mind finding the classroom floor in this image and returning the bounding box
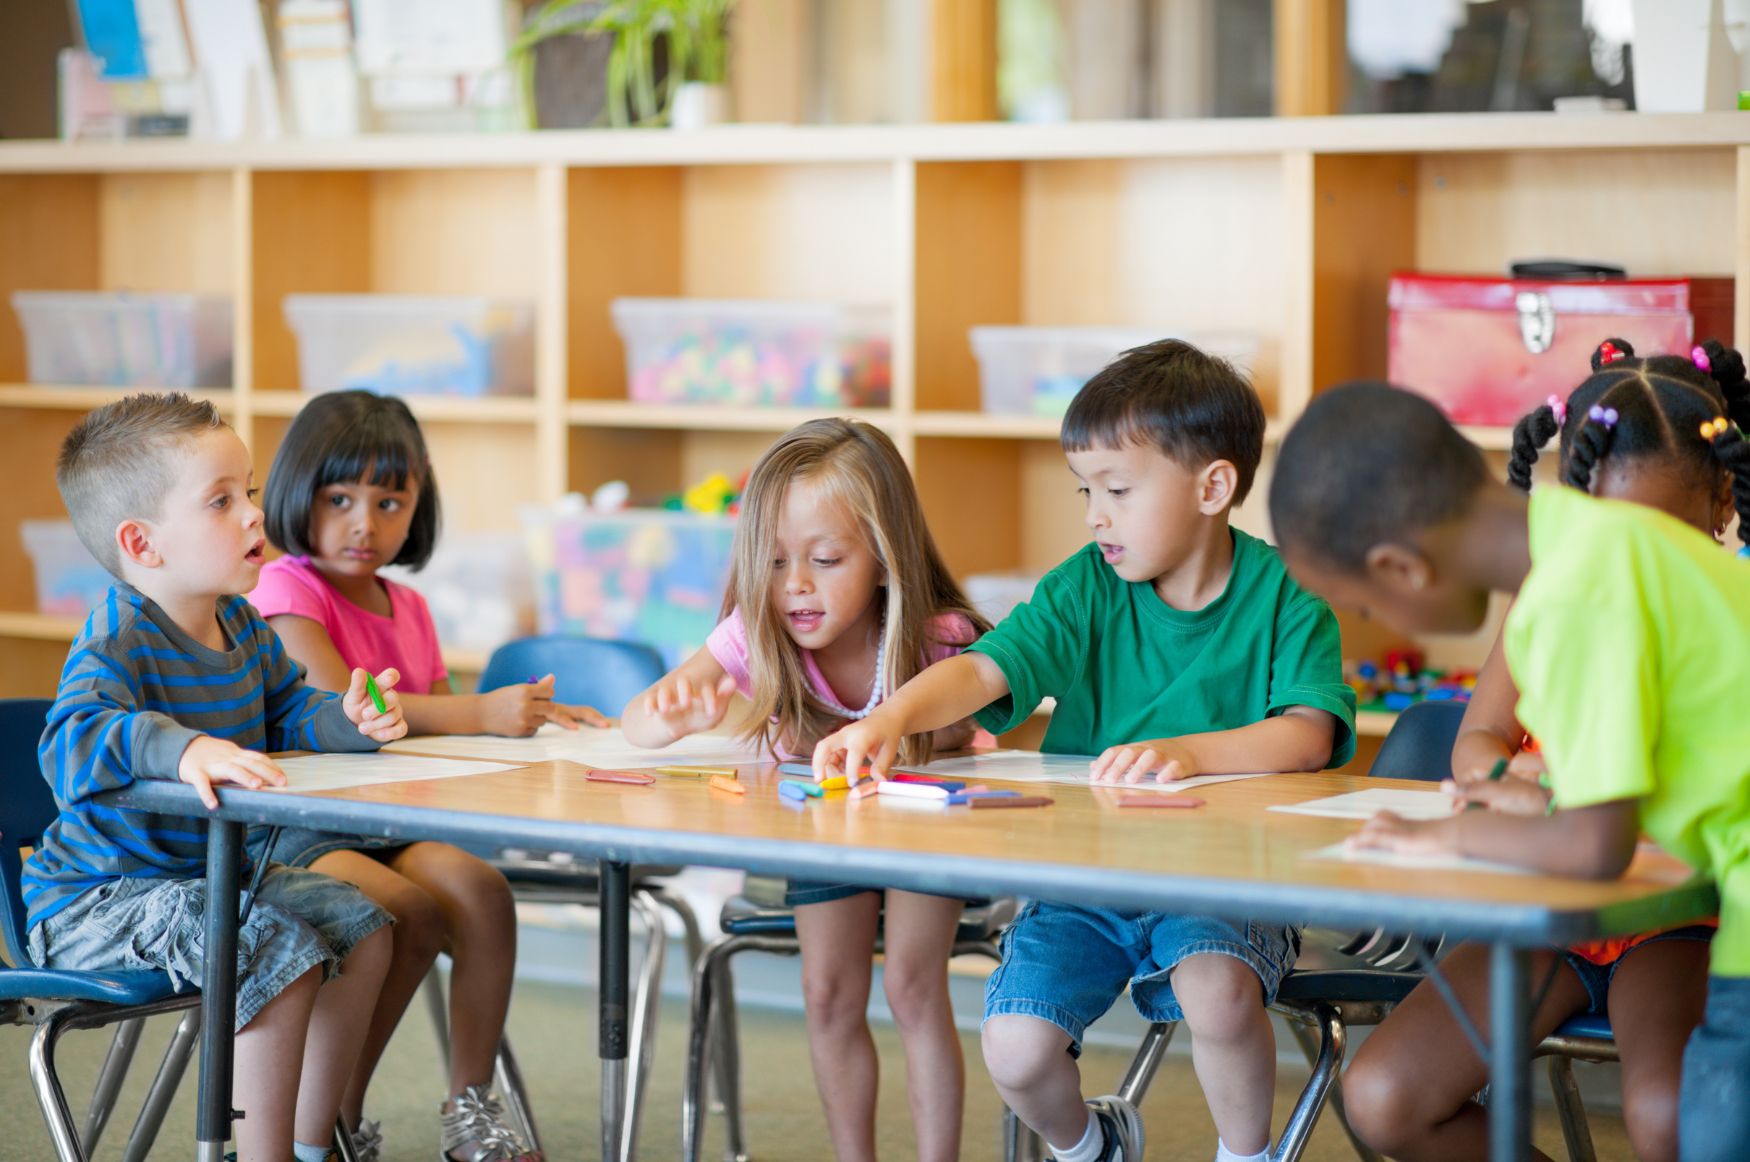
[0,975,1644,1161]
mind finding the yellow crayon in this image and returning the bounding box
[817,775,851,791]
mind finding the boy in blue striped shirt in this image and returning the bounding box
[24,393,407,1162]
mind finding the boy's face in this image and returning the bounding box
[1282,542,1491,637]
[127,428,267,600]
[1066,441,1225,592]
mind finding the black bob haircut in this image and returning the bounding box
[1269,383,1490,572]
[1062,339,1267,504]
[263,390,442,570]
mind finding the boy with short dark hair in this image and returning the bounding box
[1269,382,1750,1162]
[817,341,1356,1162]
[26,392,408,1162]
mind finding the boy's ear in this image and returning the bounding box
[1195,460,1239,515]
[1362,541,1434,595]
[116,519,162,570]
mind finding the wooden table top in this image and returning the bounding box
[110,754,1716,945]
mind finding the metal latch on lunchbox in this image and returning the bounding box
[1516,290,1554,355]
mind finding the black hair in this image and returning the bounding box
[262,390,442,569]
[1061,339,1267,504]
[1505,337,1750,547]
[1269,383,1491,572]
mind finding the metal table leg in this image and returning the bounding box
[600,861,630,1162]
[198,819,243,1162]
[1489,942,1531,1162]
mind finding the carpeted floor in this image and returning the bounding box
[0,971,1641,1160]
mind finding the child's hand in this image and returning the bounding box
[641,673,737,741]
[1442,774,1551,817]
[1090,738,1199,784]
[480,675,612,737]
[178,736,286,810]
[814,715,904,782]
[343,667,408,743]
[1349,810,1459,857]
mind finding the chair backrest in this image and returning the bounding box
[0,699,56,968]
[1367,700,1467,782]
[477,634,668,716]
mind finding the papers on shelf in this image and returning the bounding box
[897,750,1273,791]
[269,753,515,794]
[1268,788,1458,821]
[384,725,759,770]
[1303,841,1533,876]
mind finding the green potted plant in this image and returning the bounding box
[512,0,733,129]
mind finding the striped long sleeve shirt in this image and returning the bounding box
[23,585,377,928]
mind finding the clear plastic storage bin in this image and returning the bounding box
[970,327,1261,417]
[381,531,534,656]
[284,294,536,397]
[22,520,113,616]
[12,291,233,388]
[611,298,891,407]
[523,504,737,668]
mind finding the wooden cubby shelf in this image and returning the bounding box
[1,114,1746,767]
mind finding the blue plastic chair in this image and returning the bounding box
[0,698,202,1162]
[477,633,669,717]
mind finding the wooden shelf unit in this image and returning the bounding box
[1,115,1746,748]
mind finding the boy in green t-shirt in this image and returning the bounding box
[1268,383,1750,1162]
[816,341,1356,1162]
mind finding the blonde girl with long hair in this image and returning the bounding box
[622,418,990,1161]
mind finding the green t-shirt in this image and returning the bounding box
[1507,486,1750,977]
[967,530,1356,767]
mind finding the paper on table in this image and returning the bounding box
[269,754,517,794]
[897,750,1273,791]
[1267,788,1458,821]
[385,725,758,769]
[1303,841,1532,876]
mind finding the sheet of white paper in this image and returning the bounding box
[1303,841,1532,876]
[1267,789,1458,821]
[353,0,508,76]
[183,0,281,139]
[270,754,516,794]
[897,750,1273,791]
[384,725,758,769]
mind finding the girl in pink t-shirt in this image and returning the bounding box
[253,391,600,1162]
[622,419,991,1162]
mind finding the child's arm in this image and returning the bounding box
[813,652,1012,778]
[1450,626,1545,780]
[255,612,403,750]
[1088,706,1338,783]
[269,613,606,737]
[621,647,740,748]
[1352,796,1642,880]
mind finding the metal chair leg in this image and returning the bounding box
[121,1005,201,1162]
[681,938,723,1162]
[331,1116,358,1162]
[1116,1021,1177,1106]
[422,964,451,1059]
[711,953,748,1162]
[81,1016,143,1152]
[652,888,705,968]
[1285,1015,1382,1162]
[1548,1055,1598,1162]
[495,1034,541,1152]
[1003,1105,1048,1162]
[621,890,667,1162]
[27,1008,88,1162]
[1273,1002,1345,1162]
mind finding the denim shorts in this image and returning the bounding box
[783,880,985,908]
[28,867,391,1031]
[1562,925,1716,1015]
[983,902,1301,1052]
[251,824,408,870]
[1680,974,1750,1162]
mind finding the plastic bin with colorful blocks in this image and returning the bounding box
[1345,648,1477,714]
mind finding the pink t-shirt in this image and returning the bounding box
[706,607,977,713]
[247,556,448,695]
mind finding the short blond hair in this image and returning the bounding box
[57,392,226,575]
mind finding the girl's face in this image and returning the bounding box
[768,476,885,654]
[307,469,418,579]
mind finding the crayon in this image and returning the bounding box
[1116,795,1205,809]
[587,770,655,786]
[945,790,1020,805]
[876,781,949,800]
[849,781,881,800]
[709,775,747,795]
[891,773,966,792]
[969,795,1053,809]
[780,778,824,799]
[364,672,386,715]
[778,780,811,803]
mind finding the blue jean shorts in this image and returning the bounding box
[251,824,407,870]
[28,866,392,1031]
[983,902,1301,1052]
[1680,974,1750,1162]
[1562,924,1716,1015]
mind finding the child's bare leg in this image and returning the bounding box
[232,964,321,1162]
[1343,942,1584,1162]
[1171,953,1276,1155]
[981,1015,1087,1147]
[794,892,882,1162]
[296,924,393,1148]
[391,843,519,1094]
[310,849,446,1125]
[880,890,966,1162]
[1608,937,1710,1162]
